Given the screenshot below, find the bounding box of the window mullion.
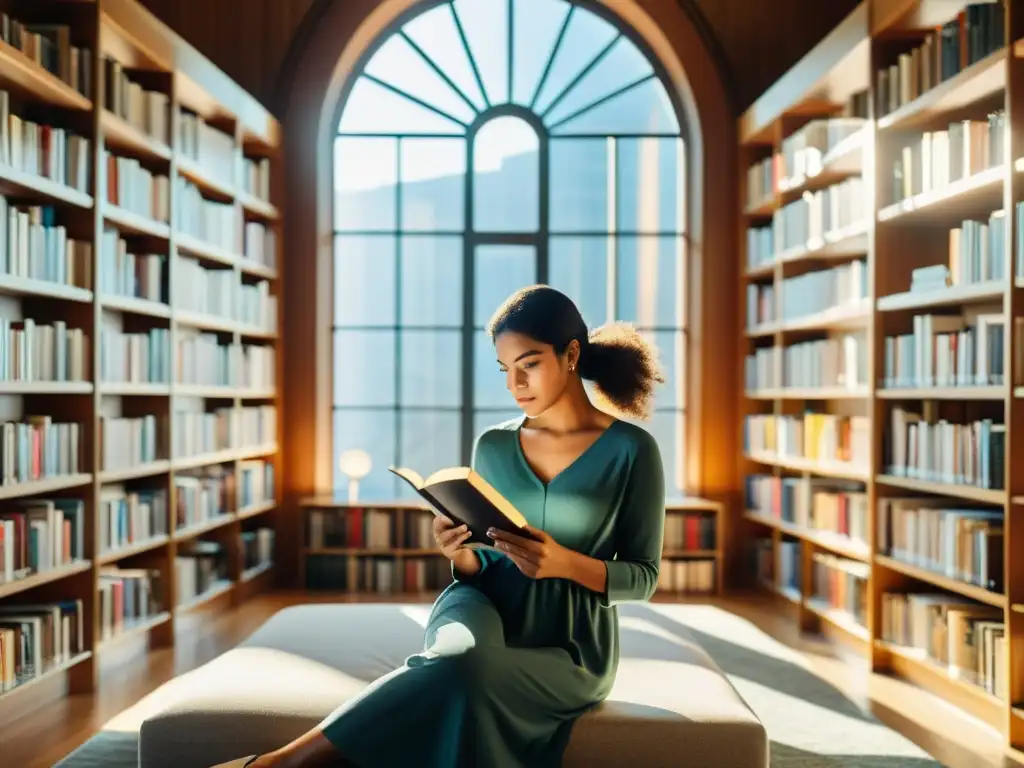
[394,138,404,479]
[461,131,476,466]
[537,133,549,285]
[607,136,618,324]
[506,0,514,103]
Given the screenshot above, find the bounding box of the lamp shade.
[339,448,372,480]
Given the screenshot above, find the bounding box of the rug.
[56,602,944,767]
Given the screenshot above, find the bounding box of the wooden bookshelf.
[300,497,724,597]
[0,0,281,723]
[737,0,1024,751]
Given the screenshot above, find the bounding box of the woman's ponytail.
[578,322,665,420]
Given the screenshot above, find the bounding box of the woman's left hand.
[487,525,572,580]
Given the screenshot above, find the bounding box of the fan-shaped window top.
[339,0,679,137]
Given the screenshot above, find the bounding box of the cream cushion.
[139,602,768,767]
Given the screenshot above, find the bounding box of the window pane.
[452,0,508,104]
[399,330,461,407]
[641,330,684,410]
[398,411,461,500]
[534,10,618,114]
[339,76,465,135]
[334,409,397,501]
[549,138,609,232]
[403,3,487,110]
[473,117,539,232]
[474,330,511,408]
[618,137,683,233]
[636,410,685,498]
[334,137,396,231]
[473,410,523,449]
[544,38,653,127]
[365,35,476,124]
[401,138,466,231]
[474,245,536,326]
[400,235,463,327]
[334,330,395,406]
[334,234,395,326]
[616,235,684,328]
[550,77,679,135]
[549,236,608,327]
[511,0,570,106]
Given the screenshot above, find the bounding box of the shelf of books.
[0,0,282,722]
[738,0,1024,749]
[299,497,724,597]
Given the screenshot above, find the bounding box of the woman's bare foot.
[244,730,344,768]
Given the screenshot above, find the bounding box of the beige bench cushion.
[139,602,768,768]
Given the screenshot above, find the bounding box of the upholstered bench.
[139,602,768,767]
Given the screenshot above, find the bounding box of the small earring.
[570,364,575,372]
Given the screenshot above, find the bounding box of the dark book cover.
[389,466,534,548]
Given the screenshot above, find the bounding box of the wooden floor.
[5,590,1023,768]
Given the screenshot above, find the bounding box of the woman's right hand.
[433,515,472,561]
[433,516,481,576]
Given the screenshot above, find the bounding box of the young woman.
[215,285,667,768]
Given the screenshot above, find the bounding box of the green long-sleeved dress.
[319,416,666,768]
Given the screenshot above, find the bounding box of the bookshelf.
[0,0,281,721]
[299,497,724,597]
[737,0,1024,749]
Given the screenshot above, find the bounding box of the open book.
[388,465,533,548]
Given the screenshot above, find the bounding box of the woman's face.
[494,331,574,418]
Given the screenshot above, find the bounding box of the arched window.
[332,0,687,501]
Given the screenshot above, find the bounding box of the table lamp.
[339,449,371,503]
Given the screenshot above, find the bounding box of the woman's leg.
[213,584,504,768]
[209,719,356,768]
[316,584,507,763]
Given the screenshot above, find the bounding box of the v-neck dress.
[318,416,666,768]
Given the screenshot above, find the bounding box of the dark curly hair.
[486,285,665,419]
